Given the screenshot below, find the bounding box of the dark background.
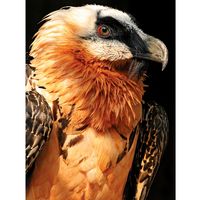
[26,1,175,200]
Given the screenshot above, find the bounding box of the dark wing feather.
[26,90,53,173]
[123,101,169,200]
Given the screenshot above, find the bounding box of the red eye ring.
[97,25,111,38]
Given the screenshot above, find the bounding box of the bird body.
[26,51,143,199]
[26,5,168,200]
[27,125,139,200]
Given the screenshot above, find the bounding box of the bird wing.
[123,101,169,200]
[26,90,53,173]
[26,64,53,174]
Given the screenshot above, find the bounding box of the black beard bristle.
[128,59,148,79]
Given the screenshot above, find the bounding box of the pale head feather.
[30,5,144,133]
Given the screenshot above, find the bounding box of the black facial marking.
[97,16,126,32]
[96,16,129,40]
[96,14,148,55]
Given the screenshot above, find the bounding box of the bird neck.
[32,52,144,134]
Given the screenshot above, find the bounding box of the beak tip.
[162,59,168,71]
[161,49,168,71]
[162,65,166,71]
[145,35,168,71]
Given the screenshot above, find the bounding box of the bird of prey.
[26,5,169,200]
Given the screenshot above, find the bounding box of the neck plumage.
[31,45,144,134]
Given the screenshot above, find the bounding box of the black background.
[26,1,175,200]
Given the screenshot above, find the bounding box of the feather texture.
[26,5,168,200]
[123,101,169,200]
[26,90,53,173]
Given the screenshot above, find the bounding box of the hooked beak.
[133,35,168,70]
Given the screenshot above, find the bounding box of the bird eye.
[97,25,111,38]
